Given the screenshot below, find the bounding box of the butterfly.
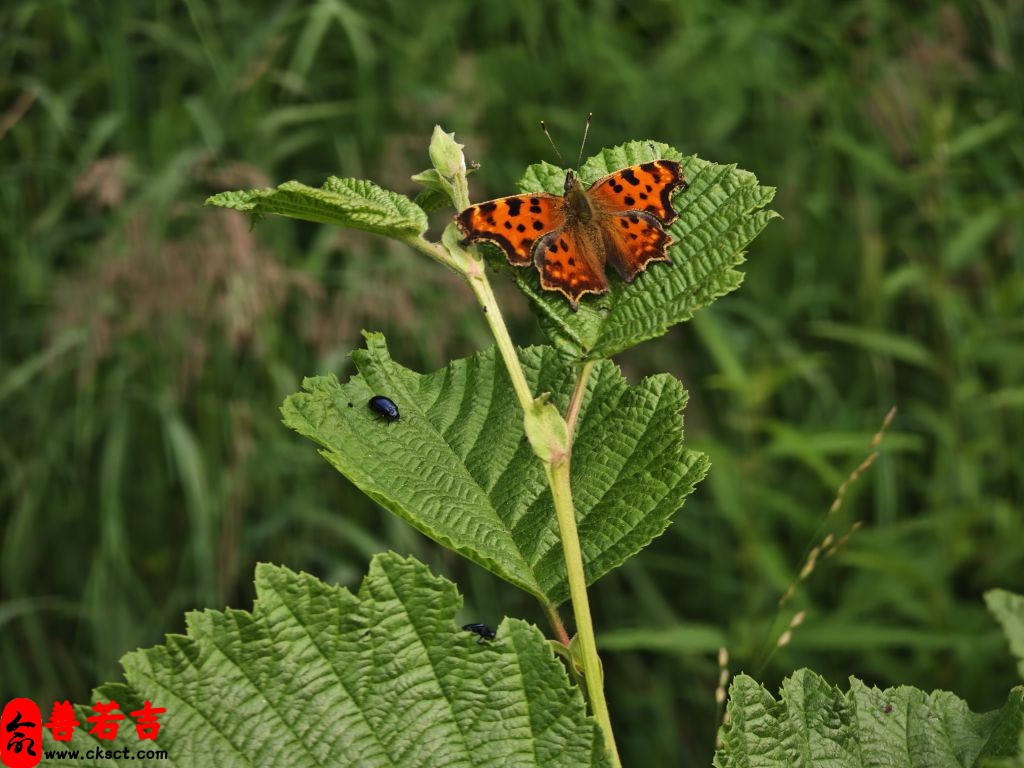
[456,159,688,309]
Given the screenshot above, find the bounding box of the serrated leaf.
[714,669,1024,768]
[509,141,776,358]
[987,590,1024,680]
[282,332,707,607]
[43,554,610,767]
[206,176,427,238]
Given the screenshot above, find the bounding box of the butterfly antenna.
[576,112,593,169]
[540,120,565,166]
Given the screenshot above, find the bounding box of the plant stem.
[546,458,620,766]
[465,270,620,766]
[402,234,465,275]
[458,261,620,765]
[566,360,596,445]
[465,270,536,412]
[443,161,620,765]
[542,601,571,647]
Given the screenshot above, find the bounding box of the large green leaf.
[507,141,776,358]
[206,177,427,238]
[714,669,1024,768]
[43,554,610,767]
[283,332,707,607]
[987,589,1024,680]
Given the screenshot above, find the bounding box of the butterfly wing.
[587,160,687,224]
[601,211,673,283]
[585,160,686,282]
[457,194,566,266]
[533,225,609,310]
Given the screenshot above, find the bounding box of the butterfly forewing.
[587,160,686,224]
[457,193,565,266]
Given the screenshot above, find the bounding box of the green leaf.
[206,176,427,238]
[508,141,776,358]
[412,163,480,213]
[811,321,937,368]
[412,168,456,212]
[43,554,610,767]
[987,589,1024,680]
[598,623,726,654]
[984,730,1024,768]
[714,669,1024,768]
[282,332,707,607]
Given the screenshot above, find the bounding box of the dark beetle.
[462,623,496,644]
[367,395,400,422]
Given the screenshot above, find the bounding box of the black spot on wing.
[506,198,523,216]
[620,169,640,186]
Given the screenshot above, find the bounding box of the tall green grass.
[2,1,1021,763]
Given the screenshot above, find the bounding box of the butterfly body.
[457,160,687,309]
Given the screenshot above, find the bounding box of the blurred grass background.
[2,0,1022,763]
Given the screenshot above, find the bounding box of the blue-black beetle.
[367,395,400,422]
[462,623,496,644]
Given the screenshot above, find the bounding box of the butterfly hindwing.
[602,210,673,283]
[587,160,687,224]
[457,194,565,266]
[534,225,609,309]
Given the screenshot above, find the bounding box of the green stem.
[440,162,620,765]
[465,269,536,412]
[464,266,620,766]
[546,458,620,766]
[455,256,620,764]
[402,234,465,275]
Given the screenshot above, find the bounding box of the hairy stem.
[543,602,571,647]
[466,271,536,412]
[403,234,465,275]
[443,161,620,765]
[464,268,620,766]
[566,360,596,445]
[546,458,619,765]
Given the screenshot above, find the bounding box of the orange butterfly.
[456,160,688,309]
